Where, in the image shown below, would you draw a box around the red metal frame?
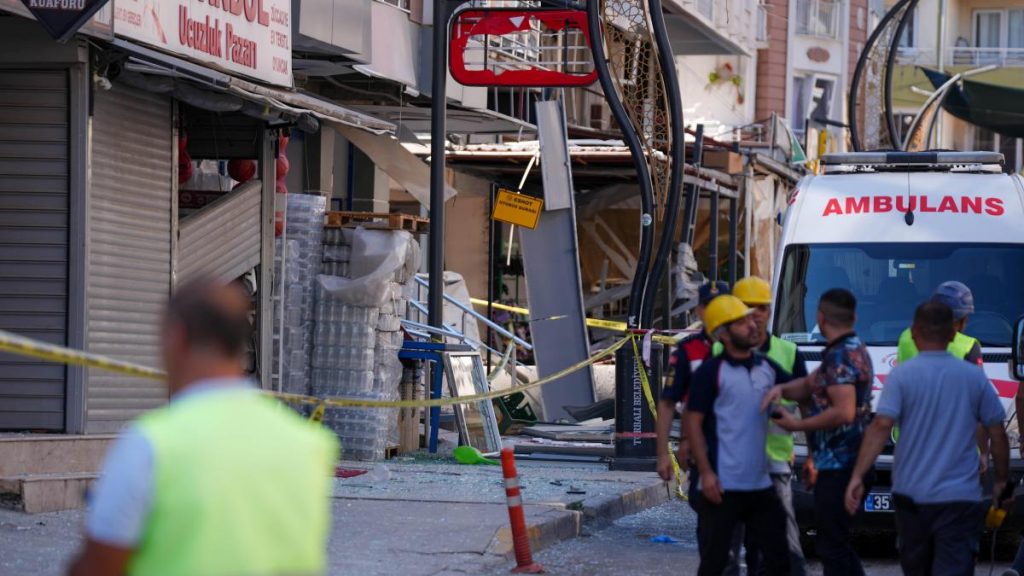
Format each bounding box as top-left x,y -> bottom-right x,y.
448,8 -> 598,87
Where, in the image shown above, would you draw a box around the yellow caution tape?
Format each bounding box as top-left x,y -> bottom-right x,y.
469,298 -> 629,333
631,336 -> 686,500
309,402 -> 327,423
0,329 -> 165,380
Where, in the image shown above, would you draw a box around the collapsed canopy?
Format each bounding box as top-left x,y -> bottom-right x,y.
922,68 -> 1024,138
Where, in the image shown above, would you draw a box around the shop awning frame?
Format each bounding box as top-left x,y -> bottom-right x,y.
106,39 -> 395,136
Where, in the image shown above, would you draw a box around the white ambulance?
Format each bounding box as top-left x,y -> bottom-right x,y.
771,151 -> 1024,531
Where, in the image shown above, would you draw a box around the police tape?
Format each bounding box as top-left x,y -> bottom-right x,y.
630,335 -> 687,500
0,328 -> 165,380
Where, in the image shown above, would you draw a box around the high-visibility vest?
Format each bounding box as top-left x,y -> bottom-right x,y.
892,329 -> 982,443
129,387 -> 338,576
713,335 -> 799,464
896,328 -> 979,364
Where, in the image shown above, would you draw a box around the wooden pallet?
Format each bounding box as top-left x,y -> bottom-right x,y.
325,211 -> 429,234
384,444 -> 401,460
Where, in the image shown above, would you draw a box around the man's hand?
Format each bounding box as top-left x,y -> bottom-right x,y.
701,470 -> 724,505
845,474 -> 864,516
761,387 -> 783,413
771,408 -> 802,432
994,480 -> 1010,509
657,453 -> 673,482
802,457 -> 818,490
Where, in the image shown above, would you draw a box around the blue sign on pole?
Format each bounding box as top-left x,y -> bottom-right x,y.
19,0 -> 111,42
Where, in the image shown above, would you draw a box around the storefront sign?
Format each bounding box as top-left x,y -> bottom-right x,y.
492,188 -> 544,229
0,0 -> 112,39
17,0 -> 110,41
115,0 -> 292,87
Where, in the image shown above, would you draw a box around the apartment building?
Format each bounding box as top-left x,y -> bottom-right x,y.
754,0 -> 869,156
890,0 -> 1024,170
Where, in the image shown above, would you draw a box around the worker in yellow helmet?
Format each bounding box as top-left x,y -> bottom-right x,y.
69,279 -> 339,576
686,295 -> 793,576
713,277 -> 807,576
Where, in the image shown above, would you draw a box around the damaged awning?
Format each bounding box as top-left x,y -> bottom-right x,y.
921,67 -> 1024,139
107,39 -> 395,136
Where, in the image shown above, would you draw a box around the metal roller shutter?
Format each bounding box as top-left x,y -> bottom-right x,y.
0,70 -> 69,431
177,179 -> 262,285
87,84 -> 173,433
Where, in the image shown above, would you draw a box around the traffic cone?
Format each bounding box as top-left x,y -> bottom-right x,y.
500,447 -> 544,573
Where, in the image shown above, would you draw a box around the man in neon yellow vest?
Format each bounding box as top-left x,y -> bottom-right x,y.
69,279 -> 339,576
713,277 -> 808,576
893,281 -> 988,465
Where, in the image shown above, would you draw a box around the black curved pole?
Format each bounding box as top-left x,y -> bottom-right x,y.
640,0 -> 684,328
587,1 -> 656,329
884,0 -> 921,149
848,0 -> 915,151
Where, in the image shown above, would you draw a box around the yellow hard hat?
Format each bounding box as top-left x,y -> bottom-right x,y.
732,276 -> 772,306
704,295 -> 753,336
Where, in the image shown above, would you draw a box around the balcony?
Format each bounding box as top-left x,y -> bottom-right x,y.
795,0 -> 839,40
947,46 -> 1024,68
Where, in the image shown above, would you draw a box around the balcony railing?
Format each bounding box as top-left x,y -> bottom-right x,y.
795,0 -> 839,39
947,46 -> 1024,67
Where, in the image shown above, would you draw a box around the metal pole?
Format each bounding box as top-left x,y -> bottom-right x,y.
487,184 -> 495,374
728,196 -> 738,286
709,190 -> 719,282
428,0 -> 448,331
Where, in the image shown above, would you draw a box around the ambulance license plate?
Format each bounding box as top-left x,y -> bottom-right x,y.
864,492 -> 893,512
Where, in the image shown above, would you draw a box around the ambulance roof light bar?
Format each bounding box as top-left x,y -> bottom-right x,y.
821,152 -> 1004,173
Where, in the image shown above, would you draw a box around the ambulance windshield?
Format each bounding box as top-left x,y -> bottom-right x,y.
774,243 -> 1024,347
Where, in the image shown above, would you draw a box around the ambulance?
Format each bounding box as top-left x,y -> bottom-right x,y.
772,151 -> 1024,534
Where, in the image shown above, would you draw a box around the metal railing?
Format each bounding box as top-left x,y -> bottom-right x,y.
795,0 -> 839,39
947,46 -> 1024,67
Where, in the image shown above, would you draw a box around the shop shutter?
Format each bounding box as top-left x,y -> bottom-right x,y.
86,84 -> 172,433
0,70 -> 69,431
177,179 -> 262,285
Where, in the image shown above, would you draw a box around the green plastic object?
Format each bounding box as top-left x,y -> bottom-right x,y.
493,392 -> 538,434
453,445 -> 499,466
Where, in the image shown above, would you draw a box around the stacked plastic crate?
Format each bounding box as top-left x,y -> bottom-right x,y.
312,227 -> 420,460
271,194 -> 325,397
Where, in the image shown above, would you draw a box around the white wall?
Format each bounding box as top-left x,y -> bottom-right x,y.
678,55 -> 757,138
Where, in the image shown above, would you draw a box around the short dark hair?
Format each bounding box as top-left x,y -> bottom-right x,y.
818,288 -> 856,327
166,279 -> 250,358
912,301 -> 956,345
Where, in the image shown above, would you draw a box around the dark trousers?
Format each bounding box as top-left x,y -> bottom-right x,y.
696,488 -> 791,576
815,469 -> 864,576
894,496 -> 986,576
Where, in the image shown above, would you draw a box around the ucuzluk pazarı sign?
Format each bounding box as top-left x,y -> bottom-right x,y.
114,0 -> 292,87
19,0 -> 111,41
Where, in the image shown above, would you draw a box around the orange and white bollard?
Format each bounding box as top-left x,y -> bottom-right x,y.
500,447 -> 544,574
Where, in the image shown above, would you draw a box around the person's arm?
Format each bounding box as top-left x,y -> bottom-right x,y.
844,415 -> 895,515
685,410 -> 722,504
761,372 -> 815,411
979,373 -> 1011,499
656,399 -> 679,482
684,362 -> 722,504
772,384 -> 855,432
977,424 -> 991,475
1016,384 -> 1024,460
67,429 -> 152,576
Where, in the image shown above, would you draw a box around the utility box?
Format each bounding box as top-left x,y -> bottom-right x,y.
704,150 -> 744,174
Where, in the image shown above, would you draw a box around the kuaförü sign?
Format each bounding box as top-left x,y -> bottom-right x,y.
19,0 -> 110,41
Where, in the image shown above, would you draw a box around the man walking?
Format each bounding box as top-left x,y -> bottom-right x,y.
845,301 -> 1009,576
69,279 -> 339,576
764,289 -> 872,576
686,295 -> 791,576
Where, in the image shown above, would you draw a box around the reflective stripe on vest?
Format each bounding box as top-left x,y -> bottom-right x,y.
892,329 -> 981,443
130,388 -> 338,576
712,336 -> 798,464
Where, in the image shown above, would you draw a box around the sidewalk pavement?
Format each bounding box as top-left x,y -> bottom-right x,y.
0,456 -> 671,576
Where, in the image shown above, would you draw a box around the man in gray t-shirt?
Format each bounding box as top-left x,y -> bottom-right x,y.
844,301 -> 1009,576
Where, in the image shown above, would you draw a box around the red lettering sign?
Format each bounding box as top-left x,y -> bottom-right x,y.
821,195 -> 1006,217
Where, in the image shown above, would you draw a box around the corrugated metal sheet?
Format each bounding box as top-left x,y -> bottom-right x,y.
86,83 -> 172,433
177,179 -> 262,284
0,70 -> 69,431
